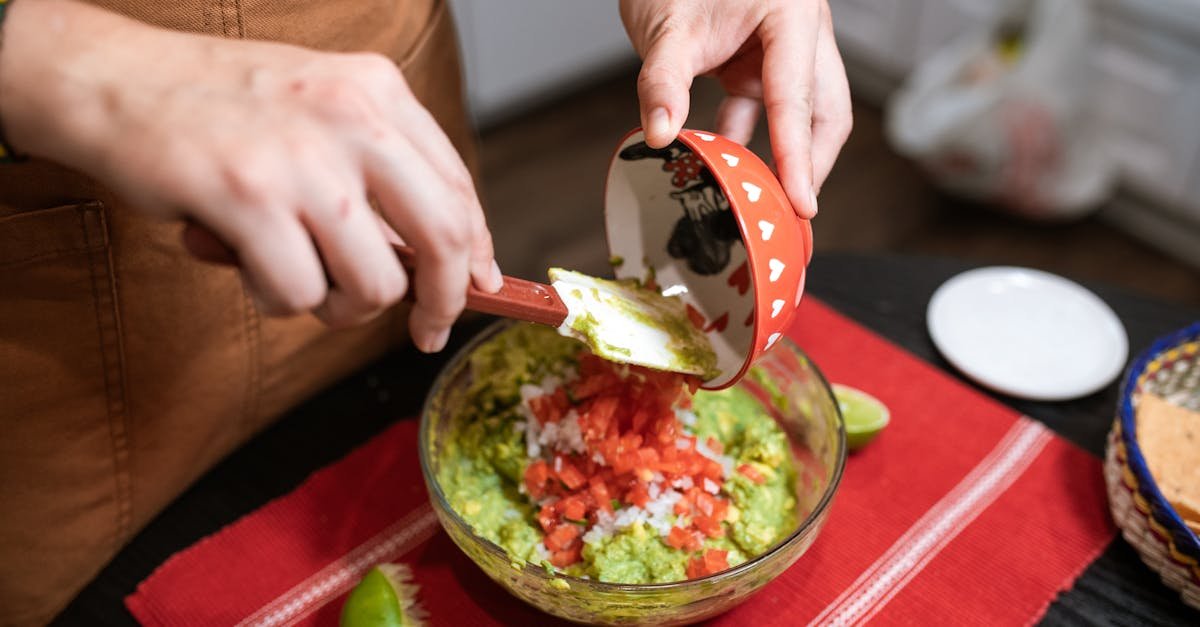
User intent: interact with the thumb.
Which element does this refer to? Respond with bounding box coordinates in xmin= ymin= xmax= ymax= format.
xmin=636 ymin=32 xmax=694 ymax=148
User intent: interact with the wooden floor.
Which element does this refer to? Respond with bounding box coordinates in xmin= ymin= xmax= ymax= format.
xmin=476 ymin=68 xmax=1200 ymax=308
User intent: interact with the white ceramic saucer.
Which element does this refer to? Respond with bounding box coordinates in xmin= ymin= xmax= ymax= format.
xmin=927 ymin=266 xmax=1129 ymax=401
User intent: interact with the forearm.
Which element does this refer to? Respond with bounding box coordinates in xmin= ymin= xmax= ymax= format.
xmin=0 ymin=0 xmax=164 ymax=166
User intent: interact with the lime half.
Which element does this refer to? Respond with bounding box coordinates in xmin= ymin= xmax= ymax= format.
xmin=833 ymin=384 xmax=890 ymax=452
xmin=340 ymin=563 xmax=424 ymax=627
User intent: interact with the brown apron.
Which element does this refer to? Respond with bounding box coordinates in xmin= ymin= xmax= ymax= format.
xmin=0 ymin=1 xmax=475 ymax=623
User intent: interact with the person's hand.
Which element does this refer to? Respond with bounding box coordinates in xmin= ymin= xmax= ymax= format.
xmin=0 ymin=0 xmax=499 ymax=352
xmin=619 ymin=0 xmax=852 ymax=218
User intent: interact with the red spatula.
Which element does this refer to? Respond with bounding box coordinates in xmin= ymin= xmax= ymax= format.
xmin=392 ymin=245 xmax=567 ymax=327
xmin=393 ymin=245 xmax=716 ymax=379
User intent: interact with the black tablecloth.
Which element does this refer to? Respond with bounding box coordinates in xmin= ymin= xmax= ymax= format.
xmin=54 ymin=253 xmax=1200 ymax=626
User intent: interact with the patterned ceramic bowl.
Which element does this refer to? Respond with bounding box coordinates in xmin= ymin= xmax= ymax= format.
xmin=1104 ymin=323 xmax=1200 ymax=610
xmin=419 ymin=320 xmax=846 ymax=626
xmin=605 ymin=129 xmax=814 ymax=390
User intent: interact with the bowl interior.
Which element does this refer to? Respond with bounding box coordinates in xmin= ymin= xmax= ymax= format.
xmin=604 ymin=129 xmax=811 ymax=389
xmin=418 ymin=320 xmax=845 ymax=624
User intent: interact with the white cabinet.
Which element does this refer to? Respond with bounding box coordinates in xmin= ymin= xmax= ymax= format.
xmin=1089 ymin=11 xmax=1200 ymax=214
xmin=829 ymin=0 xmax=922 ymax=74
xmin=448 ymin=0 xmax=636 ymax=127
xmin=911 ymin=0 xmax=1005 ymax=63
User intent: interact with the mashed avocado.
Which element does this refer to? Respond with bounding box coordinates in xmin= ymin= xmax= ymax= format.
xmin=436 ymin=324 xmax=797 ymax=584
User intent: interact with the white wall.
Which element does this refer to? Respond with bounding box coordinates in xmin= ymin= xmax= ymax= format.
xmin=449 ymin=0 xmax=637 ymax=127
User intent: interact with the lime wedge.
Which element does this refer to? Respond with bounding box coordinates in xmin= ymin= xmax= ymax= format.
xmin=340 ymin=563 xmax=424 ymax=627
xmin=833 ymin=384 xmax=890 ymax=452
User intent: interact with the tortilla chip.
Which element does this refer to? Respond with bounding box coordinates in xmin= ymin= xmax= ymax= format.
xmin=1173 ymin=493 xmax=1200 ymax=535
xmin=1135 ymin=394 xmax=1200 ymax=532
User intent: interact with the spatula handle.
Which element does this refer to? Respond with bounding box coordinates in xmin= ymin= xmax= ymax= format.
xmin=393 ymin=245 xmax=568 ymax=327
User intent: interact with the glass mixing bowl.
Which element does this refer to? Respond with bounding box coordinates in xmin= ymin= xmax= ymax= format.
xmin=418 ymin=320 xmax=846 ymax=625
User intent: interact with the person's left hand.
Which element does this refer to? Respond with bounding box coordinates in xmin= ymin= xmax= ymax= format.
xmin=619 ymin=0 xmax=852 ymax=218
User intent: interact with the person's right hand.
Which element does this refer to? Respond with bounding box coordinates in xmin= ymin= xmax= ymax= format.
xmin=0 ymin=0 xmax=499 ymax=352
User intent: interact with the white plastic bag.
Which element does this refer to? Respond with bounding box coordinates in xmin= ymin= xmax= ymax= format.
xmin=886 ymin=0 xmax=1115 ymax=219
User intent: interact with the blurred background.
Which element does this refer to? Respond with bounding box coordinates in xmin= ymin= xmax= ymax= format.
xmin=448 ymin=0 xmax=1200 ymax=307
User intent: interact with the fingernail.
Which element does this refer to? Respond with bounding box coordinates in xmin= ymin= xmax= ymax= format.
xmin=809 ymin=189 xmax=819 ymax=217
xmin=648 ymin=107 xmax=670 ymax=141
xmin=419 ymin=328 xmax=451 ymax=353
xmin=489 ymin=259 xmax=503 ymax=292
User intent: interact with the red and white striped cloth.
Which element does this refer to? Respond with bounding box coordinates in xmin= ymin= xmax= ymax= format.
xmin=126 ymin=299 xmax=1114 ymax=626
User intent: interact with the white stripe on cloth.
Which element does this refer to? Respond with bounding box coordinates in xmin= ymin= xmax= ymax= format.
xmin=809 ymin=418 xmax=1052 ymax=627
xmin=235 ymin=503 xmax=439 ymax=627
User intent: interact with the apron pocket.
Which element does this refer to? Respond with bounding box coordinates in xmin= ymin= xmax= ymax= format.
xmin=0 ymin=201 xmax=133 ymax=623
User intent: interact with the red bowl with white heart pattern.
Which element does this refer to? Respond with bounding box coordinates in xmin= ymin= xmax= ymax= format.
xmin=605 ymin=128 xmax=814 ymax=389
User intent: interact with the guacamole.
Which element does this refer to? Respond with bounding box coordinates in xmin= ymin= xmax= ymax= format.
xmin=436 ymin=324 xmax=797 ymax=584
xmin=548 ymin=268 xmax=720 ymax=380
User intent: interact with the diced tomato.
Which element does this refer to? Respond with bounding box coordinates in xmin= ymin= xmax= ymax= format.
xmin=737 ymin=464 xmax=766 ymax=485
xmin=700 ymin=459 xmax=724 ymax=481
xmin=582 ymin=396 xmax=619 ymax=439
xmin=599 ymin=433 xmax=620 ymax=467
xmin=545 ymin=523 xmax=581 ymax=552
xmin=528 ymin=395 xmax=563 ymax=423
xmin=706 ymin=437 xmax=724 ymax=455
xmin=637 ymin=447 xmax=661 ymax=469
xmin=571 ymin=370 xmax=618 ymax=400
xmin=591 ymin=481 xmax=613 ymax=513
xmin=653 ymin=417 xmax=677 ymax=445
xmin=666 ymin=526 xmax=704 ymax=552
xmin=537 ymin=503 xmax=557 ymax=532
xmin=552 ymin=387 xmax=570 ymax=411
xmin=550 ymin=544 xmax=583 ymax=568
xmin=710 ymin=497 xmax=729 ymax=522
xmin=685 ymin=549 xmax=729 ymax=579
xmin=577 ymin=353 xmax=609 ymax=377
xmin=666 ymin=525 xmax=690 ymax=549
xmin=556 ymin=457 xmax=586 ymax=490
xmin=525 ymin=460 xmax=551 ymax=499
xmin=694 ymin=514 xmax=724 ymax=539
xmin=626 ymin=482 xmax=651 ymax=508
xmin=514 ymin=350 xmax=745 ymax=574
xmin=703 ymin=549 xmax=729 ymax=574
xmin=561 ymin=496 xmax=586 ymax=522
xmin=629 ymin=409 xmax=650 ymax=434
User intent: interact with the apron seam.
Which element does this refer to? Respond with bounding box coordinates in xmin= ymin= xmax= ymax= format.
xmin=240 ymin=281 xmax=262 ymax=435
xmin=400 ymin=0 xmax=447 ymax=70
xmin=79 ymin=203 xmax=134 ymax=550
xmin=0 ymin=246 xmax=106 ymax=269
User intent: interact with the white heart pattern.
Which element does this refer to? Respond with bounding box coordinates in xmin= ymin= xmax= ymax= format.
xmin=742 ymin=182 xmax=762 ymax=203
xmin=694 ymin=132 xmax=716 ymax=142
xmin=766 ymin=332 xmax=782 ymax=349
xmin=757 ymin=220 xmax=774 ymax=241
xmin=770 ymin=299 xmax=785 ymax=318
xmin=768 ymin=258 xmax=785 ymax=282
xmin=721 ymin=153 xmax=740 ymax=167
